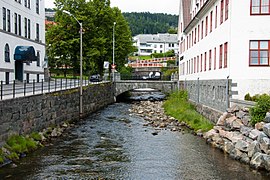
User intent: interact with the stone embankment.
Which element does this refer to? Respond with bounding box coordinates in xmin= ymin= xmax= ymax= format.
xmin=131 ymin=101 xmax=270 ymax=172
xmin=204 ymin=105 xmax=270 ymax=171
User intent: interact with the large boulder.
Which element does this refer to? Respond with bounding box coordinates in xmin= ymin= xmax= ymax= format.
xmin=248 ymin=141 xmax=261 ymax=158
xmin=230 ymin=148 xmax=243 ymax=160
xmin=235 ymin=140 xmax=249 ymax=152
xmin=259 ymin=137 xmax=270 ymax=154
xmin=203 ymin=129 xmax=218 ymax=139
xmin=249 ymin=129 xmax=261 ymax=140
xmin=255 ymin=122 xmax=266 ymax=131
xmin=263 ymin=123 xmax=270 ymax=137
xmin=225 ymin=132 xmax=244 ymax=144
xmin=264 ymin=112 xmax=270 ymax=123
xmin=240 ymin=126 xmax=252 ymax=136
xmin=250 ymin=152 xmax=265 ymax=170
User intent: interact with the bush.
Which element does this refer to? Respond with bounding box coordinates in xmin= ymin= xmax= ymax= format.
xmin=250 ymin=94 xmax=270 ymax=125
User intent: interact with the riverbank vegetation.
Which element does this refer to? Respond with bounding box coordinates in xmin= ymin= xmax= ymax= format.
xmin=163 ymin=90 xmax=213 ymax=132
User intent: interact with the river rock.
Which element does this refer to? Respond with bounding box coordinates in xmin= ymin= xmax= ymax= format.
xmin=225 ymin=132 xmax=244 ymax=144
xmin=255 ymin=122 xmax=266 ymax=131
xmin=240 ymin=153 xmax=250 ymax=164
xmin=249 ymin=129 xmax=261 ymax=140
xmin=203 ymin=129 xmax=218 ymax=139
xmin=159 ymin=123 xmax=166 ymax=128
xmin=230 ymin=148 xmax=243 ymax=160
xmin=227 ymin=104 xmax=240 ymax=113
xmin=236 ymin=111 xmax=247 ymax=119
xmin=225 ymin=116 xmax=237 ymax=129
xmin=223 ymin=140 xmax=234 ymax=154
xmin=235 ymin=140 xmax=249 ymax=152
xmin=250 ymin=152 xmax=265 ymax=170
xmin=231 ymin=119 xmax=244 ymax=130
xmin=259 ymin=137 xmax=270 ymax=154
xmin=248 ymin=141 xmax=261 ymax=158
xmin=242 ymin=115 xmax=251 ymax=126
xmin=264 ymin=112 xmax=270 ymax=123
xmin=240 ymin=126 xmax=252 ymax=136
xmin=263 ymin=123 xmax=270 ymax=137
xmin=216 ymin=112 xmax=228 ymax=126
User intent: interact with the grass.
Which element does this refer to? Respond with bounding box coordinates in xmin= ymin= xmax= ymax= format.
xmin=5 ymin=135 xmax=38 ymax=155
xmin=163 ymin=90 xmax=213 ymax=132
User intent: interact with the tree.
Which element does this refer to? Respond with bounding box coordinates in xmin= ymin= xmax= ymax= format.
xmin=46 ymin=0 xmax=134 ymax=76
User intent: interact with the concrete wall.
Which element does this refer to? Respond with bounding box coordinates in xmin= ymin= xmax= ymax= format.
xmin=0 ymin=82 xmax=114 ymax=146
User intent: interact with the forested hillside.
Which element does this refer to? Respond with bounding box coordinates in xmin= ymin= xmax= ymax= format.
xmin=122 ymin=12 xmax=179 ymax=36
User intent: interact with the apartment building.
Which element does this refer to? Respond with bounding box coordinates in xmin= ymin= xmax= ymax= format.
xmin=0 ymin=0 xmax=46 ymax=83
xmin=178 ymin=0 xmax=270 ymax=100
xmin=133 ymin=33 xmax=179 ymax=56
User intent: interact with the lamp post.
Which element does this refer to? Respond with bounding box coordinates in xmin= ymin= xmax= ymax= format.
xmin=63 ymin=10 xmax=83 ymax=117
xmin=112 ymin=22 xmax=116 ymax=82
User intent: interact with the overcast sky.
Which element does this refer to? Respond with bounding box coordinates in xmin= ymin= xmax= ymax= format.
xmin=45 ymin=0 xmax=180 ymax=15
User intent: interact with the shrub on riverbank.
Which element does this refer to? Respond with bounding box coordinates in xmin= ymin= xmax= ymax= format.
xmin=163 ymin=90 xmax=213 ymax=132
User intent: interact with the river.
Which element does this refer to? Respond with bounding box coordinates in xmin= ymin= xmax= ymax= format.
xmin=0 ymin=102 xmax=269 ymax=179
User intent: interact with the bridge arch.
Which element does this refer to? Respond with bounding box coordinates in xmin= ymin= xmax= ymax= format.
xmin=114 ymin=80 xmax=178 ymax=97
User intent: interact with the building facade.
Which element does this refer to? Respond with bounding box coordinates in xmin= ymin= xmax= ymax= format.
xmin=133 ymin=33 xmax=179 ymax=56
xmin=0 ymin=0 xmax=46 ymax=84
xmin=178 ymin=0 xmax=270 ymax=100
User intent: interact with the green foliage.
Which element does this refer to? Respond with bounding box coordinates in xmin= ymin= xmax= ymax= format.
xmin=122 ymin=12 xmax=178 ymax=36
xmin=244 ymin=93 xmax=260 ymax=102
xmin=120 ymin=66 xmax=133 ymax=80
xmin=151 ymin=50 xmax=175 ymax=58
xmin=7 ymin=152 xmax=19 ymax=161
xmin=162 ymin=68 xmax=178 ymax=76
xmin=6 ymin=135 xmax=38 ymax=154
xmin=0 ymin=149 xmax=4 ymax=164
xmin=168 ymin=27 xmax=177 ymax=34
xmin=250 ymin=94 xmax=270 ymax=125
xmin=30 ymin=132 xmax=42 ymax=141
xmin=163 ymin=90 xmax=213 ymax=132
xmin=47 ymin=0 xmax=134 ymax=76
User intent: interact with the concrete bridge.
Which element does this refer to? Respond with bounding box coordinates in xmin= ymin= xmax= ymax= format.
xmin=114 ymin=80 xmax=178 ymax=96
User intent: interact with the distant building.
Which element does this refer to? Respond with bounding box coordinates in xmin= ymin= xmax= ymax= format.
xmin=178 ymin=0 xmax=270 ymax=100
xmin=0 ymin=0 xmax=46 ymax=83
xmin=133 ymin=33 xmax=179 ymax=56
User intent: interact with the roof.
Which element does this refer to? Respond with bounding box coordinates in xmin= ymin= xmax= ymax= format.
xmin=134 ymin=33 xmax=178 ymax=43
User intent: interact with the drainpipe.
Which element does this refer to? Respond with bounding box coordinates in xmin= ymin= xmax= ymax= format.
xmin=226 ymin=76 xmax=230 ymax=110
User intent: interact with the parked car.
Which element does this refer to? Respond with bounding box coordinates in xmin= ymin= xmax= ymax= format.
xmin=89 ymin=74 xmax=102 ymax=82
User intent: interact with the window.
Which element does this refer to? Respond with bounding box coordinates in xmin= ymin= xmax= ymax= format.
xmin=210 ymin=11 xmax=213 ymax=32
xmin=14 ymin=13 xmax=18 ymax=35
xmin=36 ymin=23 xmax=39 ymax=41
xmin=37 ymin=51 xmax=40 ymax=66
xmin=250 ymin=40 xmax=269 ymax=65
xmin=194 ymin=56 xmax=196 ymax=73
xmin=209 ymin=49 xmax=212 ymax=70
xmin=197 ymin=55 xmax=199 ymax=73
xmin=224 ymin=42 xmax=228 ymax=68
xmin=2 ymin=7 xmax=6 ymax=31
xmin=172 ymin=44 xmax=174 ymax=47
xmin=194 ymin=28 xmax=197 ymax=44
xmin=201 ymin=21 xmax=204 ymax=39
xmin=5 ymin=72 xmax=9 ymax=84
xmin=200 ymin=54 xmax=203 ymax=72
xmin=37 ymin=74 xmax=40 ymax=83
xmin=219 ymin=44 xmax=223 ymax=68
xmin=225 ymin=0 xmax=229 ymax=20
xmin=204 ymin=52 xmax=207 ymax=71
xmin=187 ymin=36 xmax=189 ymax=49
xmin=4 ymin=44 xmax=10 ymax=62
xmin=7 ymin=9 xmax=10 ymax=32
xmin=214 ymin=47 xmax=217 ymax=70
xmin=24 ymin=0 xmax=27 ymax=7
xmin=192 ymin=31 xmax=194 ymax=46
xmin=198 ymin=25 xmax=200 ymax=42
xmin=215 ymin=6 xmax=218 ymax=28
xmin=18 ymin=15 xmax=21 ymax=36
xmin=36 ymin=0 xmax=40 ymax=14
xmin=220 ymin=0 xmax=224 ymax=24
xmin=205 ymin=16 xmax=208 ymax=37
xmin=189 ymin=34 xmax=191 ymax=48
xmin=251 ymin=0 xmax=270 ymax=14
xmin=28 ymin=0 xmax=30 ymax=8
xmin=28 ymin=19 xmax=30 ymax=39
xmin=24 ymin=17 xmax=27 ymax=38
xmin=160 ymin=45 xmax=163 ymax=48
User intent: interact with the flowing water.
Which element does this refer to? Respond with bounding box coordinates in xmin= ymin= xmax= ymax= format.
xmin=0 ymin=102 xmax=270 ymax=179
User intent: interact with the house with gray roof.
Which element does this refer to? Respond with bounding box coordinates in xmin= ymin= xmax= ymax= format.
xmin=133 ymin=33 xmax=179 ymax=57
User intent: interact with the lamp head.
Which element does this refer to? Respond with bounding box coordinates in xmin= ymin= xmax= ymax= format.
xmin=114 ymin=22 xmax=116 ymax=25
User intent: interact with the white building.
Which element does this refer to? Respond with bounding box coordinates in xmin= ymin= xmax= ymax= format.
xmin=133 ymin=33 xmax=179 ymax=56
xmin=0 ymin=0 xmax=46 ymax=84
xmin=178 ymin=0 xmax=270 ymax=100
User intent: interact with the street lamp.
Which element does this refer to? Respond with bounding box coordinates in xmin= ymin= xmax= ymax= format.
xmin=63 ymin=10 xmax=83 ymax=117
xmin=112 ymin=22 xmax=116 ymax=82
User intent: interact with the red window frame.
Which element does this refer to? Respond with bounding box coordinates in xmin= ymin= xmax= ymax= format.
xmin=200 ymin=54 xmax=203 ymax=72
xmin=220 ymin=0 xmax=224 ymax=24
xmin=192 ymin=31 xmax=194 ymax=46
xmin=198 ymin=25 xmax=200 ymax=42
xmin=225 ymin=0 xmax=229 ymax=20
xmin=219 ymin=44 xmax=223 ymax=69
xmin=189 ymin=34 xmax=191 ymax=48
xmin=205 ymin=16 xmax=208 ymax=37
xmin=201 ymin=21 xmax=204 ymax=40
xmin=224 ymin=42 xmax=228 ymax=68
xmin=194 ymin=28 xmax=197 ymax=44
xmin=210 ymin=11 xmax=213 ymax=32
xmin=209 ymin=49 xmax=212 ymax=70
xmin=194 ymin=57 xmax=196 ymax=73
xmin=204 ymin=52 xmax=207 ymax=71
xmin=197 ymin=55 xmax=199 ymax=73
xmin=214 ymin=47 xmax=217 ymax=70
xmin=249 ymin=40 xmax=270 ymax=66
xmin=251 ymin=0 xmax=270 ymax=15
xmin=187 ymin=36 xmax=189 ymax=50
xmin=215 ymin=6 xmax=218 ymax=28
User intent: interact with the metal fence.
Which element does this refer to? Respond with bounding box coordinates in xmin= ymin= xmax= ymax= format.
xmin=0 ymin=77 xmax=93 ymax=100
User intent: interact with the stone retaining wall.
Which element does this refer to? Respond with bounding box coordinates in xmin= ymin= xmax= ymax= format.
xmin=0 ymin=83 xmax=115 ymax=146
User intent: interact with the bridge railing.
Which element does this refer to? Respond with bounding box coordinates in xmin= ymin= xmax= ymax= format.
xmin=120 ymin=74 xmax=171 ymax=81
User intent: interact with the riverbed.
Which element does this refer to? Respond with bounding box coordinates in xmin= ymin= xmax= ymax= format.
xmin=0 ymin=102 xmax=269 ymax=179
